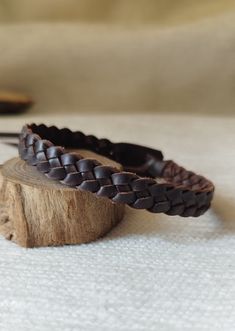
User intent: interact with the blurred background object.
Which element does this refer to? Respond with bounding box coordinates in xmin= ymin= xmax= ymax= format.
xmin=0 ymin=0 xmax=235 ymax=114
xmin=1 ymin=0 xmax=235 ymax=25
xmin=0 ymin=90 xmax=32 ymax=114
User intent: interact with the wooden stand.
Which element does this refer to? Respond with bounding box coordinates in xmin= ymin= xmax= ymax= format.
xmin=0 ymin=152 xmax=125 ymax=248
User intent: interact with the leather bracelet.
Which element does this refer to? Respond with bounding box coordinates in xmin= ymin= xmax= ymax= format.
xmin=18 ymin=124 xmax=215 ymax=217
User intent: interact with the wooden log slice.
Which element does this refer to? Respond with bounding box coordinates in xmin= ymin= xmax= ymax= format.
xmin=0 ymin=152 xmax=125 ymax=248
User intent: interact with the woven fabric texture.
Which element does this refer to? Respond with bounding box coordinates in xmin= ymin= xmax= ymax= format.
xmin=0 ymin=114 xmax=234 ymax=331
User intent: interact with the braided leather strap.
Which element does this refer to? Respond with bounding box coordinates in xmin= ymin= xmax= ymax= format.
xmin=18 ymin=124 xmax=214 ymax=217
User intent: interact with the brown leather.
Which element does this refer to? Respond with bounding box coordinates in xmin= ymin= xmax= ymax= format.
xmin=18 ymin=124 xmax=215 ymax=217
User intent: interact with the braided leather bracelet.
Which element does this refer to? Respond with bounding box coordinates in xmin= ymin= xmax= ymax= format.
xmin=18 ymin=124 xmax=215 ymax=217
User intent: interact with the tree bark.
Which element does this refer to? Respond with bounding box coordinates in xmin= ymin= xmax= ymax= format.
xmin=0 ymin=152 xmax=125 ymax=248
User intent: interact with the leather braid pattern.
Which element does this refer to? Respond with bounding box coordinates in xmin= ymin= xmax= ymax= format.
xmin=18 ymin=124 xmax=215 ymax=217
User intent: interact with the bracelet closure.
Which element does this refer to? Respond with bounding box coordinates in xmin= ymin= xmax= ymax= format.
xmin=112 ymin=143 xmax=164 ymax=177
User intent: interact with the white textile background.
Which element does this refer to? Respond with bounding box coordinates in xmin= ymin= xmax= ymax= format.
xmin=0 ymin=114 xmax=234 ymax=331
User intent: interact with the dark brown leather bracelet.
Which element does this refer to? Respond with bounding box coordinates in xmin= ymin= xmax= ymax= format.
xmin=18 ymin=124 xmax=215 ymax=217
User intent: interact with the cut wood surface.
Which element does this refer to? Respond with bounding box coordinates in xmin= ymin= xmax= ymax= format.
xmin=0 ymin=151 xmax=125 ymax=248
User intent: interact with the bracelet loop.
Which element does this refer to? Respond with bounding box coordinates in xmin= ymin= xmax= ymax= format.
xmin=19 ymin=124 xmax=215 ymax=217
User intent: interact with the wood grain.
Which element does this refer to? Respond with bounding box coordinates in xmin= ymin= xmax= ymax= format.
xmin=0 ymin=151 xmax=125 ymax=247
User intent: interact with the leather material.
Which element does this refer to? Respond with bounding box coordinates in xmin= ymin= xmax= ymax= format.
xmin=18 ymin=124 xmax=215 ymax=217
